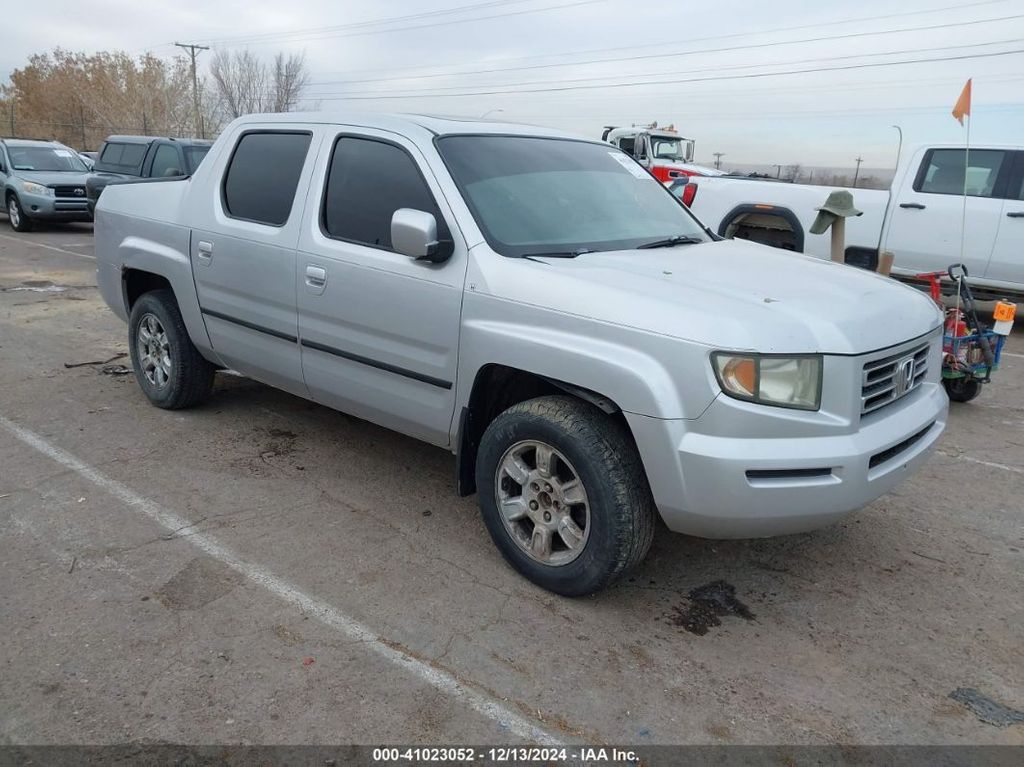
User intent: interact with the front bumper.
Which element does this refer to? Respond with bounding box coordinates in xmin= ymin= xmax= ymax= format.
xmin=627 ymin=364 xmax=948 ymax=539
xmin=18 ymin=192 xmax=93 ymax=222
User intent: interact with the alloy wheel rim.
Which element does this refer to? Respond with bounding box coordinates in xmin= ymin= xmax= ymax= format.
xmin=9 ymin=199 xmax=20 ymax=227
xmin=495 ymin=440 xmax=591 ymax=566
xmin=136 ymin=313 xmax=172 ymax=388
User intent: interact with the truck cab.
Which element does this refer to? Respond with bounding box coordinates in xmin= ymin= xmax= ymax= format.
xmin=602 ymin=124 xmax=700 ymax=183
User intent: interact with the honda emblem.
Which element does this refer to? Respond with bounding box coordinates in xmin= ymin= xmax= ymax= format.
xmin=893 ymin=356 xmax=915 ymax=398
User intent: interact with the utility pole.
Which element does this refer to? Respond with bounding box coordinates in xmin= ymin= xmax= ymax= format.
xmin=8 ymin=102 xmax=14 ymax=137
xmin=713 ymin=152 xmax=724 ymax=170
xmin=853 ymin=156 xmax=864 ymax=188
xmin=78 ymin=100 xmax=87 ymax=150
xmin=175 ymin=42 xmax=210 ymax=139
xmin=774 ymin=164 xmax=782 ymax=179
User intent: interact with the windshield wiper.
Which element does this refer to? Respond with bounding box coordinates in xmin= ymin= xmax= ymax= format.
xmin=518 ymin=248 xmax=592 ymax=259
xmin=636 ymin=235 xmax=703 ymax=249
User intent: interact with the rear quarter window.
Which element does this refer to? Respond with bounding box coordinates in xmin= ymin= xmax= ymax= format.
xmin=222 ymin=131 xmax=312 ymax=226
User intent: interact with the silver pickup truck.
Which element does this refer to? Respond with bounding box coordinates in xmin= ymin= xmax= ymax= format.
xmin=95 ymin=113 xmax=949 ymax=596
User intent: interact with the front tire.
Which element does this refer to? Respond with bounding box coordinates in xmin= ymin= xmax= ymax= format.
xmin=476 ymin=395 xmax=656 ymax=596
xmin=944 ymin=376 xmax=982 ymax=403
xmin=7 ymin=194 xmax=33 ymax=232
xmin=129 ymin=289 xmax=215 ymax=409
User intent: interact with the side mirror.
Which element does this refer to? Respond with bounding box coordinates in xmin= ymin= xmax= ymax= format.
xmin=163 ymin=167 xmax=183 ymax=177
xmin=391 ymin=208 xmax=452 ymax=263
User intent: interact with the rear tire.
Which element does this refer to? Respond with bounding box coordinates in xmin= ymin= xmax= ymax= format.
xmin=476 ymin=395 xmax=656 ymax=596
xmin=943 ymin=377 xmax=982 ymax=403
xmin=129 ymin=289 xmax=215 ymax=409
xmin=7 ymin=194 xmax=34 ymax=232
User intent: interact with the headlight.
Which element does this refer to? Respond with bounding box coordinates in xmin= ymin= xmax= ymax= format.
xmin=21 ymin=181 xmax=53 ymax=197
xmin=712 ymin=352 xmax=822 ymax=411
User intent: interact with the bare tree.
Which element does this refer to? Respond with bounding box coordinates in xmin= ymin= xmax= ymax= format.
xmin=272 ymin=52 xmax=309 ymax=112
xmin=208 ymin=49 xmax=309 ymax=121
xmin=783 ymin=163 xmax=803 ymax=182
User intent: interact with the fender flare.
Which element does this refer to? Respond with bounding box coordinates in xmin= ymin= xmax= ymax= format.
xmin=718 ymin=203 xmax=805 ymax=253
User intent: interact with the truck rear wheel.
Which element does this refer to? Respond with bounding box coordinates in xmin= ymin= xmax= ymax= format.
xmin=476 ymin=395 xmax=655 ymax=596
xmin=128 ymin=289 xmax=215 ymax=409
xmin=7 ymin=194 xmax=34 ymax=232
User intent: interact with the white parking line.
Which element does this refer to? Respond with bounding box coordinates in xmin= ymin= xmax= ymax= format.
xmin=939 ymin=451 xmax=1023 ymax=475
xmin=0 ymin=414 xmax=562 ymax=745
xmin=0 ymin=232 xmax=95 ymax=260
xmin=1000 ymin=351 xmax=1024 ymax=359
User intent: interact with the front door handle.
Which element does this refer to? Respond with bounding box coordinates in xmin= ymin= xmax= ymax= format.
xmin=899 ymin=202 xmax=926 ymax=210
xmin=305 ymin=264 xmax=327 ymax=294
xmin=196 ymin=240 xmax=214 ymax=264
xmin=1007 ymin=211 xmax=1024 ymax=218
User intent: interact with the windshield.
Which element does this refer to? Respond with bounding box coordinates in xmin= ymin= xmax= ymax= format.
xmin=436 ymin=135 xmax=708 ymax=257
xmin=8 ymin=146 xmax=88 ymax=172
xmin=184 ymin=145 xmax=210 ymax=173
xmin=650 ymin=136 xmax=688 ymax=163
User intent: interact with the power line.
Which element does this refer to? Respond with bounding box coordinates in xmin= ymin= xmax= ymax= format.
xmin=306 ymin=0 xmax=1019 ymax=85
xmin=190 ymin=0 xmax=606 ymax=48
xmin=305 ymin=38 xmax=1022 ymax=97
xmin=181 ymin=0 xmax=545 ymax=46
xmin=297 ymin=47 xmax=1024 ymax=100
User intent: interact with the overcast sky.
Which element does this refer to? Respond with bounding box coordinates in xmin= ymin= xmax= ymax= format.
xmin=4 ymin=0 xmax=1022 ymax=168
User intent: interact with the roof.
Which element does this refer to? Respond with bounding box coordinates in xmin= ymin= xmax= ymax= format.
xmin=102 ymin=135 xmax=213 ymax=146
xmin=0 ymin=137 xmax=66 ymax=147
xmin=228 ymin=112 xmax=582 ymax=141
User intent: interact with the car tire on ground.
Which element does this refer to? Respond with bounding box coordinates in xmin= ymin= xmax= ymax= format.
xmin=475 ymin=395 xmax=656 ymax=597
xmin=943 ymin=376 xmax=982 ymax=403
xmin=6 ymin=194 xmax=34 ymax=232
xmin=128 ymin=289 xmax=215 ymax=410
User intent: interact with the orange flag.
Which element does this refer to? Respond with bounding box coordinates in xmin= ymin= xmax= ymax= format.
xmin=952 ymin=78 xmax=972 ymax=125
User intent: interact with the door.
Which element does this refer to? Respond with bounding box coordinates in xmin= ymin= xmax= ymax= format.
xmin=987 ymin=151 xmax=1024 ymax=290
xmin=188 ymin=127 xmax=318 ymax=396
xmin=884 ymin=147 xmax=1013 ymax=277
xmin=296 ymin=131 xmax=467 ymax=447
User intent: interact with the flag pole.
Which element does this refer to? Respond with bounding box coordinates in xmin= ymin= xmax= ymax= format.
xmin=959 ymin=113 xmax=971 ymax=264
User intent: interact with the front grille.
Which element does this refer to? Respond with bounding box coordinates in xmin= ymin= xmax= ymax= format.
xmin=861 ymin=342 xmax=929 ymax=415
xmin=52 ymin=185 xmax=86 ymax=198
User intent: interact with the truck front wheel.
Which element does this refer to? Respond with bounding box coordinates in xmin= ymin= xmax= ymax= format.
xmin=128 ymin=289 xmax=215 ymax=409
xmin=476 ymin=395 xmax=656 ymax=596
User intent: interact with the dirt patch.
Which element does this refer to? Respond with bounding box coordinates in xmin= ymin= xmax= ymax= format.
xmin=669 ymin=580 xmax=756 ymax=636
xmin=154 ymin=556 xmax=243 ymax=611
xmin=272 ymin=624 xmax=305 ymax=646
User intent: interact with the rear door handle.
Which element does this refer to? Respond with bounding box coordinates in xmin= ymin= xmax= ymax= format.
xmin=196 ymin=240 xmax=214 ymax=264
xmin=1007 ymin=211 xmax=1024 ymax=218
xmin=305 ymin=264 xmax=327 ymax=294
xmin=899 ymin=203 xmax=926 ymax=210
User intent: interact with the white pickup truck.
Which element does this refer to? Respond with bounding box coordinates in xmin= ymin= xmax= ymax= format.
xmin=684 ymin=143 xmax=1024 ymax=299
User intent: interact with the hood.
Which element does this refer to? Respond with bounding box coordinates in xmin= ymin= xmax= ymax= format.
xmin=478 ymin=239 xmax=942 ymax=355
xmin=13 ymin=170 xmax=92 ymax=187
xmin=652 ymin=161 xmax=724 ymax=176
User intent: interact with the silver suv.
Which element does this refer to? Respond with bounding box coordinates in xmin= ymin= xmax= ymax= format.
xmin=1 ymin=138 xmax=93 ymax=231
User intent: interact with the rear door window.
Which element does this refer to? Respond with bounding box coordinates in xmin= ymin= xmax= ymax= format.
xmin=321 ymin=136 xmax=449 ymax=249
xmin=150 ymin=144 xmax=183 ymax=177
xmin=222 ymin=131 xmax=312 ymax=226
